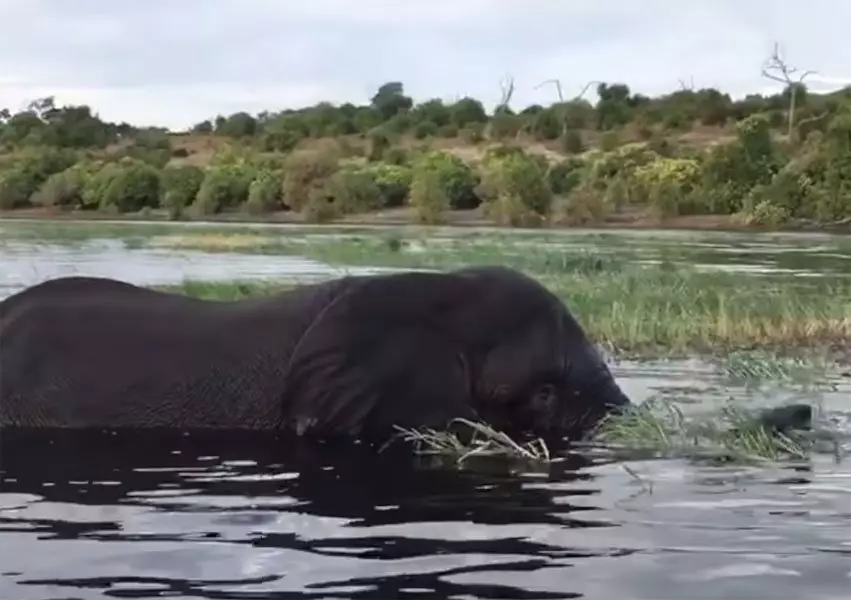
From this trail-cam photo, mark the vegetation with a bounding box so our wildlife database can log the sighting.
[149,259,851,359]
[594,398,813,464]
[2,76,851,229]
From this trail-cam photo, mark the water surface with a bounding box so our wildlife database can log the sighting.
[1,219,850,599]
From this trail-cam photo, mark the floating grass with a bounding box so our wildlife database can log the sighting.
[391,418,552,465]
[594,398,812,464]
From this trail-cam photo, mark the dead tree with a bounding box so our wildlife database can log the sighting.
[761,42,816,139]
[495,75,515,113]
[678,76,695,92]
[534,79,601,136]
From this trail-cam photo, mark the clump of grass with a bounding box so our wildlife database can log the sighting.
[720,349,831,389]
[391,418,552,465]
[594,398,811,464]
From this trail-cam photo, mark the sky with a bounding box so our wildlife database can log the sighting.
[1,0,850,131]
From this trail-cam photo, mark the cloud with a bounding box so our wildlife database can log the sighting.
[1,0,849,129]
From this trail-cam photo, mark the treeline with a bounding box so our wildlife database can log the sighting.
[1,81,850,227]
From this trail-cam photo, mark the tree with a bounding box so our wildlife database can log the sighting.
[761,42,816,140]
[370,82,413,120]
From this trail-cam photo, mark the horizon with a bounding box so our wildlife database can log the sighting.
[2,0,851,131]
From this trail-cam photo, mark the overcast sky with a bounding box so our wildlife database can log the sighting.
[1,0,850,130]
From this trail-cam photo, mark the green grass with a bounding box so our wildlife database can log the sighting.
[155,264,851,358]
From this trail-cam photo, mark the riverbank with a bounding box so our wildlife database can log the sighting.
[3,206,851,235]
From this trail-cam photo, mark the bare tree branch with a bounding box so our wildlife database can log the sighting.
[496,75,515,112]
[678,76,695,92]
[760,42,817,140]
[535,79,564,103]
[534,79,602,137]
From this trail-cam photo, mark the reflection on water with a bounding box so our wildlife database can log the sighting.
[1,421,849,600]
[1,360,850,600]
[0,238,406,299]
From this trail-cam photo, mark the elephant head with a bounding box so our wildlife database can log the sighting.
[280,265,632,443]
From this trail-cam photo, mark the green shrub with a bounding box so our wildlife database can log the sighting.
[546,157,585,196]
[411,150,479,210]
[193,162,255,215]
[409,165,450,224]
[100,160,162,213]
[0,147,77,209]
[366,129,391,162]
[81,162,125,209]
[479,149,553,226]
[0,169,34,209]
[367,163,412,207]
[633,157,702,218]
[244,169,283,215]
[321,167,383,215]
[161,165,205,219]
[413,121,438,140]
[30,165,91,208]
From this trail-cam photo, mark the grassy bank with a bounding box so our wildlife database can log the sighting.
[156,265,851,358]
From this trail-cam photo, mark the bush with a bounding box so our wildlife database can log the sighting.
[321,167,383,215]
[546,157,585,196]
[30,165,92,208]
[0,148,77,209]
[632,157,702,218]
[193,162,255,215]
[366,129,391,162]
[0,169,34,209]
[553,182,613,226]
[560,130,585,154]
[280,148,340,211]
[413,121,438,140]
[99,160,162,213]
[161,165,204,219]
[244,169,283,215]
[409,165,450,224]
[81,162,125,209]
[438,124,459,138]
[303,187,342,223]
[411,150,479,210]
[479,149,553,226]
[366,163,412,207]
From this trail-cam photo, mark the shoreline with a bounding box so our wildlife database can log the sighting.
[2,207,850,237]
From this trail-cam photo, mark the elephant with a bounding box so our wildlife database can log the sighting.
[0,266,633,444]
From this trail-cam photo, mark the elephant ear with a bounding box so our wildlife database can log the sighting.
[280,272,479,437]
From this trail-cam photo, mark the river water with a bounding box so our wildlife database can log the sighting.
[1,220,850,599]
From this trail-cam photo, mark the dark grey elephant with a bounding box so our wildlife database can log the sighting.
[0,265,633,443]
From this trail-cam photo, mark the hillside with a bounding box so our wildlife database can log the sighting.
[1,80,850,231]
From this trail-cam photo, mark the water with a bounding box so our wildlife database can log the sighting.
[2,219,850,598]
